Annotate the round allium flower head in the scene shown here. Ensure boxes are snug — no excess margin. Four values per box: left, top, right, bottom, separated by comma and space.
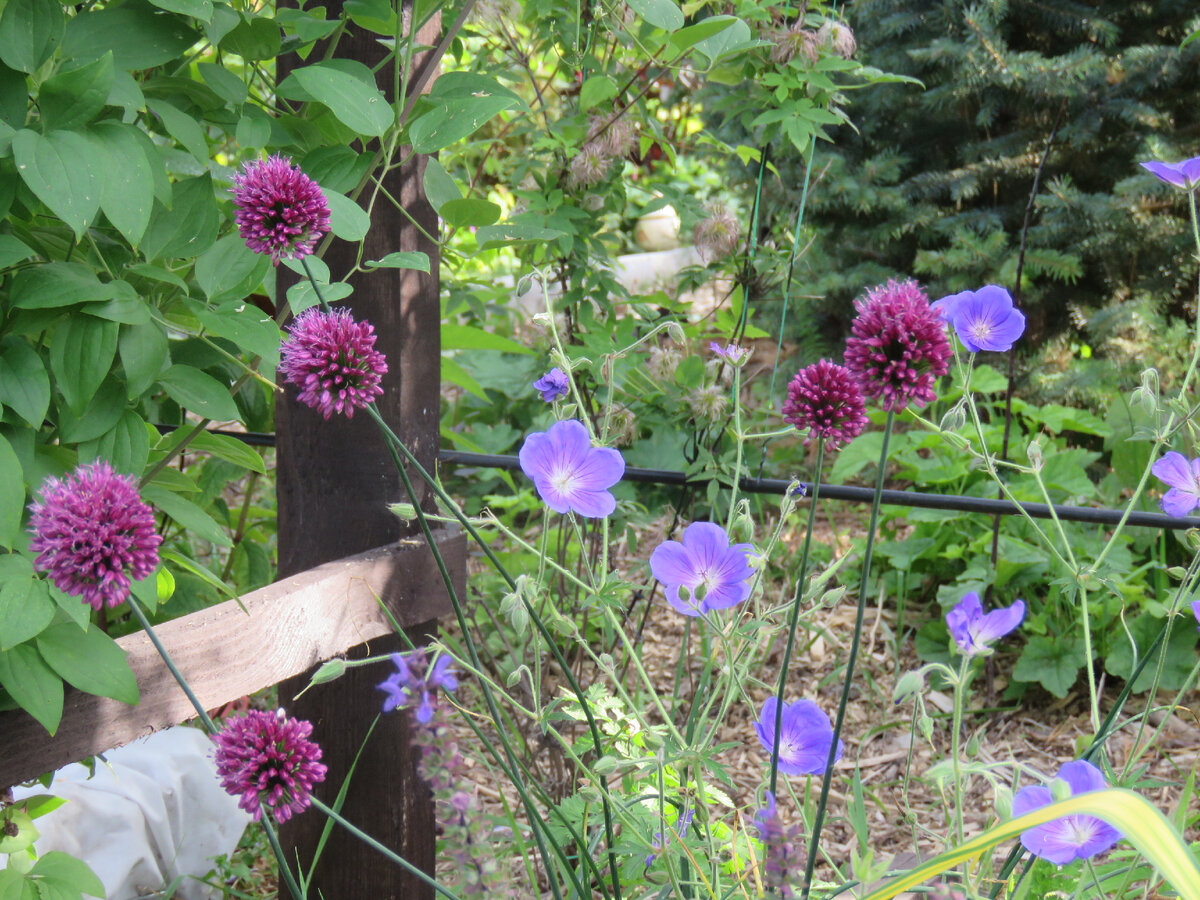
213, 709, 327, 823
1012, 760, 1121, 865
782, 359, 868, 448
843, 279, 952, 411
280, 307, 387, 419
232, 155, 331, 264
29, 461, 161, 610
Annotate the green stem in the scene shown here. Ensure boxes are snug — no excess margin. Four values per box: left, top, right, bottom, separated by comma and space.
950, 656, 973, 852
799, 409, 895, 899
769, 438, 824, 797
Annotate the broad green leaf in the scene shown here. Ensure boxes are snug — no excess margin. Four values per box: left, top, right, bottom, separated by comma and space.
10, 262, 113, 309
187, 428, 266, 474
56, 378, 126, 443
0, 867, 38, 900
442, 356, 487, 401
1105, 615, 1196, 692
119, 321, 170, 399
127, 262, 188, 293
49, 314, 118, 415
860, 789, 1200, 900
691, 16, 753, 64
89, 122, 156, 246
156, 365, 241, 422
580, 76, 618, 111
286, 279, 352, 314
300, 145, 370, 194
147, 98, 208, 163
0, 556, 51, 650
409, 73, 524, 154
149, 0, 213, 21
668, 16, 737, 56
365, 251, 430, 273
79, 409, 150, 476
0, 0, 63, 73
422, 156, 461, 212
440, 197, 501, 228
442, 324, 533, 354
0, 335, 49, 426
194, 234, 272, 305
140, 173, 219, 260
0, 642, 63, 734
39, 53, 114, 131
0, 810, 37, 854
475, 222, 568, 250
0, 433, 20, 548
30, 853, 105, 900
160, 548, 235, 598
274, 6, 339, 44
37, 622, 139, 705
84, 280, 151, 325
626, 0, 683, 31
63, 0, 199, 70
1012, 634, 1086, 698
198, 61, 246, 105
219, 14, 280, 60
0, 62, 26, 127
107, 70, 145, 119
142, 483, 232, 547
0, 233, 32, 269
235, 113, 271, 149
342, 0, 393, 34
284, 62, 393, 137
325, 189, 370, 241
189, 299, 281, 366
12, 129, 101, 238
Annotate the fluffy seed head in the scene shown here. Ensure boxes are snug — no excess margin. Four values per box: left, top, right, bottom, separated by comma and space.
232, 155, 331, 264
568, 144, 612, 190
213, 710, 327, 823
817, 20, 856, 58
843, 279, 952, 411
29, 461, 161, 610
694, 205, 742, 261
782, 359, 868, 448
768, 23, 820, 65
280, 307, 387, 419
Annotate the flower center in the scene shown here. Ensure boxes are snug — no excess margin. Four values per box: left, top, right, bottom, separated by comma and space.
551, 465, 581, 497
1064, 816, 1096, 847
969, 320, 994, 344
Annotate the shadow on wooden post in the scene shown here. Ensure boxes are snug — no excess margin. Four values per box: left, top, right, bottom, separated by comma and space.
274, 3, 447, 896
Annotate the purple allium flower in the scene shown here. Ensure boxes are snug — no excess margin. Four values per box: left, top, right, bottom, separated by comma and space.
378, 648, 459, 723
931, 284, 1026, 353
782, 359, 868, 449
279, 307, 387, 419
753, 791, 804, 898
518, 419, 625, 517
1140, 157, 1200, 191
28, 461, 161, 610
213, 709, 327, 823
1012, 760, 1122, 865
649, 521, 756, 616
533, 367, 570, 402
645, 807, 694, 868
1151, 451, 1200, 518
709, 341, 750, 365
945, 591, 1025, 656
231, 155, 331, 264
843, 279, 952, 411
754, 697, 843, 776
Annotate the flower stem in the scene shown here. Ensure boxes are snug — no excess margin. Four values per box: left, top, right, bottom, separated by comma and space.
799, 409, 894, 899
769, 438, 824, 797
950, 655, 974, 852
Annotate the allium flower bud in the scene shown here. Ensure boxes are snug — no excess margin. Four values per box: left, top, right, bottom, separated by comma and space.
213, 710, 327, 823
29, 461, 162, 610
279, 307, 388, 419
816, 20, 856, 58
843, 279, 952, 411
782, 359, 867, 448
694, 205, 741, 261
232, 155, 331, 264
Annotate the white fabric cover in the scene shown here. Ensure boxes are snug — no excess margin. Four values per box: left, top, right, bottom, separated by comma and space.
8, 726, 252, 900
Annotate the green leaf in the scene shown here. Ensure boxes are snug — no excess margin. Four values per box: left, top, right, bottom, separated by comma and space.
186, 428, 266, 473
140, 173, 219, 260
142, 483, 232, 547
79, 409, 150, 476
219, 14, 279, 60
62, 0, 199, 70
0, 336, 50, 426
119, 321, 170, 398
691, 16, 753, 64
286, 279, 352, 314
365, 251, 430, 273
0, 434, 23, 548
474, 222, 568, 250
49, 314, 118, 415
189, 299, 281, 367
0, 810, 37, 854
0, 867, 38, 900
0, 555, 53, 650
421, 156, 461, 212
107, 70, 145, 119
0, 233, 32, 269
626, 0, 683, 31
40, 53, 114, 132
0, 0, 63, 73
441, 356, 487, 401
148, 0, 213, 21
234, 112, 271, 149
10, 262, 113, 310
30, 853, 105, 900
157, 365, 241, 422
300, 145, 370, 194
442, 324, 533, 354
12, 129, 101, 238
409, 73, 524, 154
194, 234, 272, 305
147, 98, 209, 165
668, 15, 737, 56
284, 62, 393, 137
440, 197, 501, 228
84, 279, 151, 325
0, 642, 63, 734
38, 622, 139, 704
579, 75, 618, 111
1012, 634, 1086, 698
198, 61, 246, 105
46, 583, 90, 631
56, 378, 126, 443
1105, 615, 1196, 692
325, 189, 370, 241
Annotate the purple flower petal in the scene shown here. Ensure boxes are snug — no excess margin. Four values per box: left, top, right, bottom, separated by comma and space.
757, 697, 842, 776
232, 155, 330, 264
213, 710, 327, 823
1012, 760, 1121, 865
650, 521, 756, 617
1161, 488, 1200, 518
973, 600, 1026, 646
1192, 599, 1200, 632
1141, 157, 1200, 191
945, 591, 1022, 655
941, 285, 1026, 353
1151, 451, 1194, 491
533, 367, 570, 402
518, 420, 624, 518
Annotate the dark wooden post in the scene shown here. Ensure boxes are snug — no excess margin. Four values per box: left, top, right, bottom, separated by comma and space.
275, 5, 444, 897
